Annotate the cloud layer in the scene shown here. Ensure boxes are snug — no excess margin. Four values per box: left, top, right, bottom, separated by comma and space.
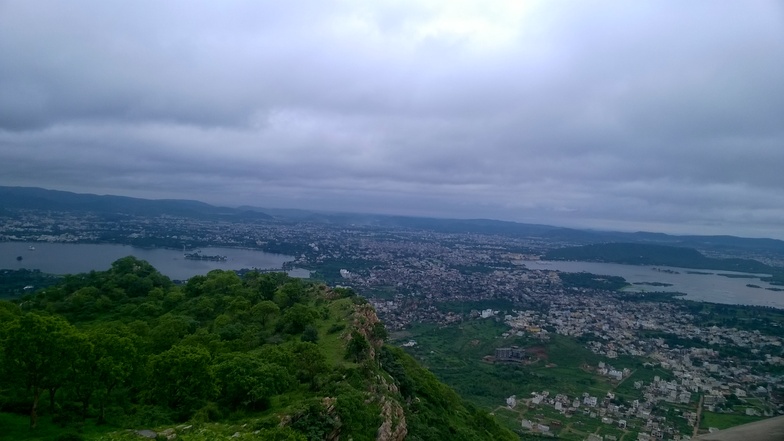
2, 1, 783, 238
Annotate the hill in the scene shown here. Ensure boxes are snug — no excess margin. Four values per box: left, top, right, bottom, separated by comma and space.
0, 258, 516, 440
5, 186, 784, 261
545, 242, 784, 285
0, 186, 272, 221
545, 242, 783, 277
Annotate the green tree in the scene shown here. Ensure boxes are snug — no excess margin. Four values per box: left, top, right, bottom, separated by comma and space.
0, 300, 21, 324
280, 304, 318, 334
301, 325, 319, 343
287, 342, 329, 387
213, 353, 294, 410
2, 312, 81, 428
146, 345, 217, 414
274, 280, 306, 309
250, 300, 280, 327
67, 334, 97, 420
183, 274, 208, 298
148, 314, 195, 353
345, 331, 371, 363
90, 329, 139, 423
202, 270, 245, 298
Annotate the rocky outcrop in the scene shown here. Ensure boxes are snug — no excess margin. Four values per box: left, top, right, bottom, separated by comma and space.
351, 303, 385, 359
376, 396, 407, 441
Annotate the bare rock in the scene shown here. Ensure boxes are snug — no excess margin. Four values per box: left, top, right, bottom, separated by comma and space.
376, 397, 407, 441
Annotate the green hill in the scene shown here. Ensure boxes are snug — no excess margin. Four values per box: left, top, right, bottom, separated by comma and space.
0, 257, 516, 441
545, 242, 781, 276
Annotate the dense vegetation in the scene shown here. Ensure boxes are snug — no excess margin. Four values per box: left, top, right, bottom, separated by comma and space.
0, 269, 62, 298
0, 257, 516, 440
545, 243, 784, 283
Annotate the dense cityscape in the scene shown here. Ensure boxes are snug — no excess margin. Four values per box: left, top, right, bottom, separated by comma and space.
2, 203, 784, 439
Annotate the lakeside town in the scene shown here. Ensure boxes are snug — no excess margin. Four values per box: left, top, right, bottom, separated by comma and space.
3, 205, 784, 439
368, 262, 784, 439
498, 277, 784, 439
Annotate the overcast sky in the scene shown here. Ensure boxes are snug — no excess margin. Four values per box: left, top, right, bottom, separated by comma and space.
1, 1, 783, 238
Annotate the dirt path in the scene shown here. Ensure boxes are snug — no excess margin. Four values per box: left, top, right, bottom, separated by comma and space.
694, 394, 704, 437
613, 369, 636, 390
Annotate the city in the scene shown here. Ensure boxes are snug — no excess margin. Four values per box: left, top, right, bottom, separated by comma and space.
2, 204, 784, 439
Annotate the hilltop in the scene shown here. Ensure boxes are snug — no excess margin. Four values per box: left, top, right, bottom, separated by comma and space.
0, 257, 516, 441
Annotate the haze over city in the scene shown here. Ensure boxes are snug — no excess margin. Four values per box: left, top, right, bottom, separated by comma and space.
1, 1, 783, 238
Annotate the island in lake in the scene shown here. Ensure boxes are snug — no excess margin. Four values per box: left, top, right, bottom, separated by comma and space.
652, 267, 680, 274
633, 281, 674, 287
184, 251, 228, 261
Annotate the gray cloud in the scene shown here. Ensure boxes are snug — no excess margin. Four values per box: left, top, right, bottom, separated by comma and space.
1, 0, 783, 238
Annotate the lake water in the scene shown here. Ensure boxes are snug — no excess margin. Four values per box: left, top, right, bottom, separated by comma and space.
524, 260, 784, 309
1, 242, 308, 280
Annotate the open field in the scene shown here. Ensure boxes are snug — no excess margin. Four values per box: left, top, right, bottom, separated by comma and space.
398, 320, 633, 410
700, 411, 766, 430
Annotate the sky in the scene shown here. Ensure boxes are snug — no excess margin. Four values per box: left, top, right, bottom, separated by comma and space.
1, 1, 783, 239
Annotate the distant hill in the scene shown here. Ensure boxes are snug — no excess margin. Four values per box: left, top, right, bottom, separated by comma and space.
545, 242, 780, 275
0, 186, 272, 220
241, 205, 784, 257
5, 186, 784, 259
579, 230, 784, 256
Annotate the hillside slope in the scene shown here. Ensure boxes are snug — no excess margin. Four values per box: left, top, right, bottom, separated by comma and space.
0, 258, 516, 440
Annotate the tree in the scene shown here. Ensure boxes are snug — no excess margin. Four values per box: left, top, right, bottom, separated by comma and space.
345, 331, 371, 363
280, 304, 318, 334
90, 329, 139, 423
250, 300, 280, 327
2, 312, 82, 428
148, 314, 195, 353
242, 271, 290, 301
0, 301, 21, 324
146, 345, 217, 414
67, 335, 97, 420
287, 342, 329, 387
274, 280, 306, 309
202, 270, 245, 298
301, 325, 319, 343
213, 353, 293, 410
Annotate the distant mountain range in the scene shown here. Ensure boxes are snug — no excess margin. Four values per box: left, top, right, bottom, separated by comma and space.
3, 185, 784, 258
0, 186, 272, 221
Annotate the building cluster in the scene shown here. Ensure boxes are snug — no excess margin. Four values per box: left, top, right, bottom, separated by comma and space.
5, 206, 784, 440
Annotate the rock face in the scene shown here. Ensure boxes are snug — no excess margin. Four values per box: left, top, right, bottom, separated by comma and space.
349, 303, 408, 441
376, 396, 407, 441
352, 303, 385, 359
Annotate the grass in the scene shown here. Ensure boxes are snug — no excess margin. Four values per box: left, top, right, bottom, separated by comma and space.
700, 411, 765, 430
614, 366, 673, 400
397, 320, 623, 408
394, 318, 719, 440
0, 412, 116, 441
317, 297, 356, 366
491, 407, 523, 433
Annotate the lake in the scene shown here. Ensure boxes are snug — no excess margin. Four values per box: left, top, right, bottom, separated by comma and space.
525, 260, 784, 309
1, 242, 308, 280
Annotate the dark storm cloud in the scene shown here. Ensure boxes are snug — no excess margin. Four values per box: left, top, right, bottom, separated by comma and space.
1, 0, 783, 237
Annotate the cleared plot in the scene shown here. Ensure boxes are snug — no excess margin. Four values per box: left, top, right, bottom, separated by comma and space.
700, 411, 765, 430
